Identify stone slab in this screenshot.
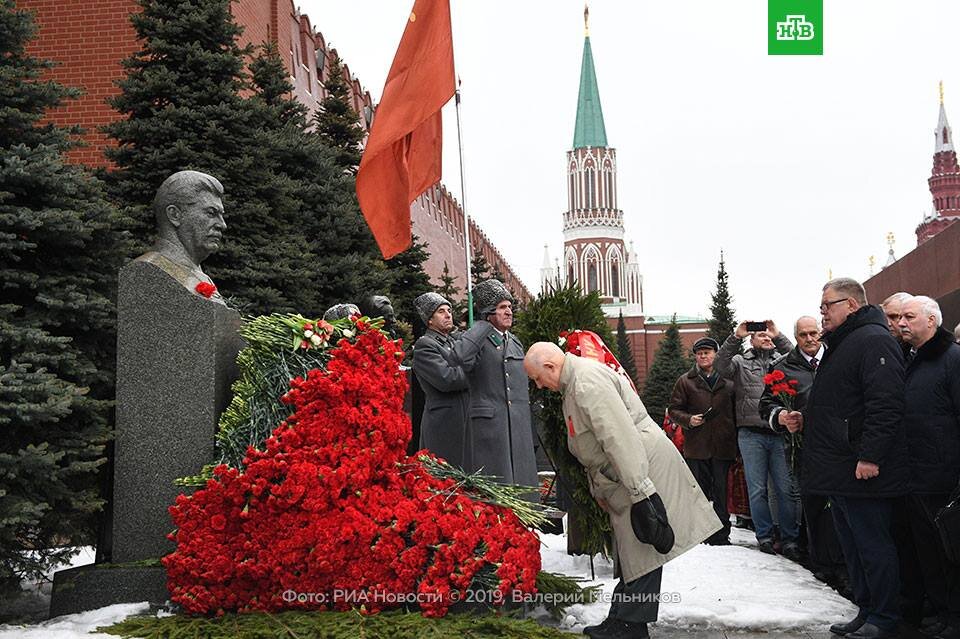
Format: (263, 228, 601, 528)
(48, 564, 168, 619)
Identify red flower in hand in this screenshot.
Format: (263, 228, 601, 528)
(195, 282, 217, 298)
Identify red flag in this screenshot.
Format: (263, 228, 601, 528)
(355, 0, 455, 259)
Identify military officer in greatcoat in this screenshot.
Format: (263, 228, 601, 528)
(462, 280, 538, 487)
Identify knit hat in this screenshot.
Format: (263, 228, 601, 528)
(323, 303, 360, 321)
(473, 279, 513, 317)
(414, 292, 452, 325)
(692, 337, 720, 352)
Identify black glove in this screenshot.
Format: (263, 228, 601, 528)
(630, 493, 675, 554)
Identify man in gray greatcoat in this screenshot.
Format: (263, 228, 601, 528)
(412, 292, 481, 470)
(463, 279, 538, 487)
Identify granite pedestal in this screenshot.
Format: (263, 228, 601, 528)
(49, 260, 243, 616)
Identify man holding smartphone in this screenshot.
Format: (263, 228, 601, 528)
(716, 319, 796, 557)
(668, 337, 737, 545)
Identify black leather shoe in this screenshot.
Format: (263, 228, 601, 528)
(830, 614, 867, 636)
(592, 619, 650, 639)
(583, 617, 613, 637)
(758, 540, 776, 555)
(846, 622, 898, 638)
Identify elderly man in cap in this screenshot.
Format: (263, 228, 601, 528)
(411, 292, 493, 471)
(463, 279, 537, 487)
(525, 342, 720, 639)
(668, 336, 736, 545)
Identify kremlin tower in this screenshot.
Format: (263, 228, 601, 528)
(916, 82, 960, 245)
(541, 6, 643, 317)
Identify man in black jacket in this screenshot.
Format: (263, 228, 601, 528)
(896, 295, 960, 639)
(801, 278, 908, 639)
(760, 317, 844, 575)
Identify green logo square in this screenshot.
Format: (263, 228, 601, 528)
(768, 0, 823, 55)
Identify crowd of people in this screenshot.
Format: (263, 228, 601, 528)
(667, 278, 960, 639)
(409, 276, 960, 639)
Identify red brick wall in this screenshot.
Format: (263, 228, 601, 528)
(411, 184, 532, 305)
(23, 0, 140, 167)
(864, 219, 960, 329)
(604, 315, 708, 391)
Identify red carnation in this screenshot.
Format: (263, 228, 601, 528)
(195, 282, 217, 298)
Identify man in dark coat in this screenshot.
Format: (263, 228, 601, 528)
(716, 320, 795, 556)
(668, 337, 737, 545)
(411, 292, 494, 471)
(896, 295, 960, 639)
(464, 279, 537, 488)
(759, 317, 844, 575)
(801, 278, 908, 639)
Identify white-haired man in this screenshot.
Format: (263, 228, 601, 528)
(880, 292, 911, 345)
(896, 296, 960, 639)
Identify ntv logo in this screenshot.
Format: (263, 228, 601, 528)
(776, 15, 815, 41)
(768, 0, 822, 55)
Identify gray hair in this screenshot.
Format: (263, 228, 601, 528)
(154, 170, 224, 225)
(794, 315, 820, 336)
(823, 277, 867, 305)
(905, 295, 943, 327)
(882, 291, 911, 308)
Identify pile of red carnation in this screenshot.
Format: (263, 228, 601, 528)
(163, 320, 540, 617)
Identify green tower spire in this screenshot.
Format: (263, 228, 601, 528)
(572, 7, 608, 149)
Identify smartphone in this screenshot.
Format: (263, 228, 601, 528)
(746, 321, 767, 332)
(702, 406, 716, 421)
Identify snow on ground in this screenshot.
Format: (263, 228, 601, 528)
(539, 526, 857, 634)
(0, 528, 856, 637)
(0, 602, 150, 639)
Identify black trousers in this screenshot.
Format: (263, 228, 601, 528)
(831, 495, 900, 631)
(803, 494, 845, 571)
(609, 567, 664, 623)
(896, 493, 960, 623)
(687, 458, 732, 538)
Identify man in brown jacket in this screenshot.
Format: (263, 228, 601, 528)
(525, 342, 720, 639)
(668, 337, 737, 545)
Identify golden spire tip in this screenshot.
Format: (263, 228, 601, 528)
(940, 80, 945, 105)
(584, 3, 590, 37)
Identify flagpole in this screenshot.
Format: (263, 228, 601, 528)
(454, 80, 474, 326)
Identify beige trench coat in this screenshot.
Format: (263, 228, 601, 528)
(559, 354, 721, 582)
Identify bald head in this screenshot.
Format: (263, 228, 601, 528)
(524, 342, 566, 391)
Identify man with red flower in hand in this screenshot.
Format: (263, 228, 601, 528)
(525, 342, 721, 639)
(759, 317, 846, 578)
(136, 170, 227, 305)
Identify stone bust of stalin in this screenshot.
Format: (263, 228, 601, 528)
(136, 170, 227, 305)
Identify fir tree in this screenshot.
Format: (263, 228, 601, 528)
(383, 235, 433, 326)
(470, 249, 492, 282)
(513, 282, 614, 557)
(314, 51, 364, 173)
(642, 315, 692, 428)
(615, 311, 639, 388)
(0, 1, 125, 597)
(707, 251, 737, 343)
(435, 261, 467, 324)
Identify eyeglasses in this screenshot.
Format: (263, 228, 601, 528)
(819, 297, 849, 312)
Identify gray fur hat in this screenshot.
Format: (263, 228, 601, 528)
(323, 303, 360, 322)
(473, 279, 513, 317)
(414, 292, 452, 325)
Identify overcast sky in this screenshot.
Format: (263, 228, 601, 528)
(300, 0, 960, 330)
